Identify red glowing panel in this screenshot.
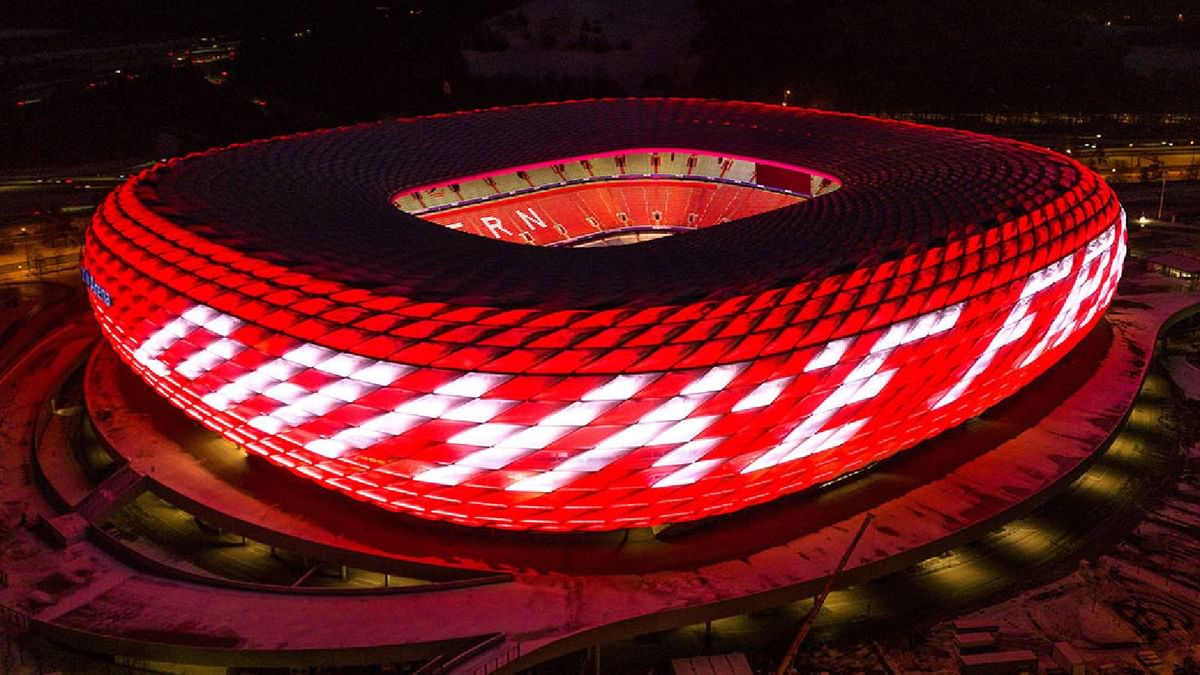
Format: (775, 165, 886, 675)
(80, 100, 1126, 532)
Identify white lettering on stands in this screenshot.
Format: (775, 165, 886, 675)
(445, 222, 464, 230)
(515, 208, 548, 230)
(481, 216, 513, 238)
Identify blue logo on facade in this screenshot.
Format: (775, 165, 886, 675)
(81, 267, 112, 306)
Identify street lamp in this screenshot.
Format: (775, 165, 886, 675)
(782, 89, 792, 107)
(19, 226, 30, 277)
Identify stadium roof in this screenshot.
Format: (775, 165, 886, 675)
(131, 98, 1097, 309)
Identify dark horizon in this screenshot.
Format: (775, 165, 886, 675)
(3, 0, 1200, 170)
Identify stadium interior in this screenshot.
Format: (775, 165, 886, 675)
(392, 150, 841, 247)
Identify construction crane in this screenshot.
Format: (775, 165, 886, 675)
(775, 512, 875, 675)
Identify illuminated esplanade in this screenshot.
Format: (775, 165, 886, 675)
(82, 99, 1125, 532)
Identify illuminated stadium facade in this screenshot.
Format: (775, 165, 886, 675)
(81, 99, 1126, 532)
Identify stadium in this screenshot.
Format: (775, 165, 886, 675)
(81, 98, 1126, 533)
(12, 97, 1191, 673)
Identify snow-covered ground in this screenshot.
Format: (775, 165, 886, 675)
(785, 225, 1200, 673)
(1167, 355, 1200, 399)
(921, 435, 1200, 672)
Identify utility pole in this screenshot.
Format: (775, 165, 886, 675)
(775, 513, 874, 675)
(1157, 167, 1168, 219)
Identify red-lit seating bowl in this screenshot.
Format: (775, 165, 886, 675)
(82, 99, 1125, 532)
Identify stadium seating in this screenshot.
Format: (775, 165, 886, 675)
(489, 172, 527, 194)
(558, 162, 589, 181)
(395, 152, 814, 223)
(524, 166, 560, 187)
(423, 179, 803, 246)
(457, 180, 495, 202)
(588, 156, 618, 177)
(724, 159, 756, 183)
(625, 153, 652, 174)
(693, 155, 723, 177)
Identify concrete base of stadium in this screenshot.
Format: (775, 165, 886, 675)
(2, 277, 1198, 672)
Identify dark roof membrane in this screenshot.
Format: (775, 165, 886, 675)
(133, 99, 1093, 309)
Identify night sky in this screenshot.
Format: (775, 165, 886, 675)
(3, 0, 1199, 167)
